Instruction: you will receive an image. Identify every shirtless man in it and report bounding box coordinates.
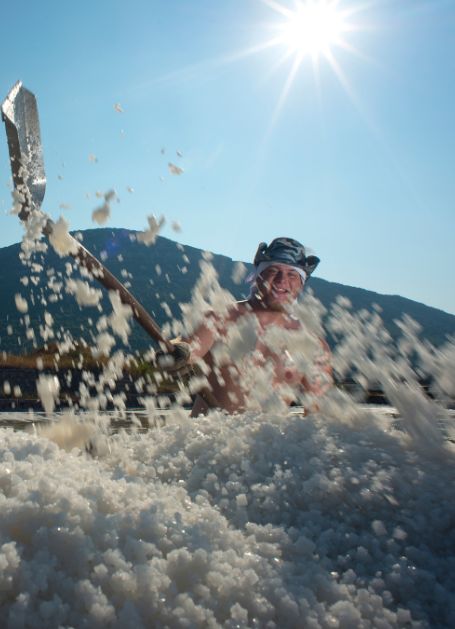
[167,237,332,416]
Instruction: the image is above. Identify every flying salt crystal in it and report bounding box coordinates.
[161,302,172,317]
[39,321,54,341]
[49,280,63,294]
[171,221,182,232]
[114,103,123,113]
[14,294,28,313]
[59,203,71,210]
[188,375,209,395]
[88,153,98,163]
[92,332,115,357]
[335,295,352,309]
[49,217,78,257]
[10,189,25,215]
[137,215,165,246]
[36,374,60,414]
[168,162,184,175]
[176,150,183,157]
[108,292,132,343]
[92,190,117,225]
[65,262,74,276]
[96,316,108,332]
[36,414,96,449]
[232,262,247,284]
[127,186,134,193]
[92,204,110,225]
[104,190,116,203]
[66,279,102,307]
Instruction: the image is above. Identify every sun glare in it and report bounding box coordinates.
[253,0,364,125]
[279,1,346,58]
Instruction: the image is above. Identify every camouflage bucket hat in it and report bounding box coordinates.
[253,237,320,277]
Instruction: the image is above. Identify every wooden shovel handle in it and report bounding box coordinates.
[69,235,173,350]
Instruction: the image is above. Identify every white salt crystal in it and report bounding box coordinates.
[168,162,184,175]
[137,215,165,246]
[14,294,28,313]
[92,205,110,225]
[66,279,102,307]
[232,262,247,284]
[49,217,78,257]
[36,374,60,414]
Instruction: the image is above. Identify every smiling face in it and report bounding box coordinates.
[256,263,304,311]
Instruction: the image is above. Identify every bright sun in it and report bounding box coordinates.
[254,0,361,121]
[278,1,346,58]
[203,1,363,125]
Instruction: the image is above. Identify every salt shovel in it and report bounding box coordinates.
[1,81,174,352]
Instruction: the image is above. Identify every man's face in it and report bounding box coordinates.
[256,263,304,310]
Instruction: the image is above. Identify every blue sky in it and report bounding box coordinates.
[1,0,454,314]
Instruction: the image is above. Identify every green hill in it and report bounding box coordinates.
[0,227,453,355]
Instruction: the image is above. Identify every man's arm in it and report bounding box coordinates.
[184,312,223,362]
[155,312,222,375]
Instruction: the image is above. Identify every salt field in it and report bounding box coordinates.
[0,253,454,627]
[1,389,454,628]
[0,204,454,627]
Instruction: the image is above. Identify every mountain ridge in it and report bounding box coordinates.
[0,227,453,354]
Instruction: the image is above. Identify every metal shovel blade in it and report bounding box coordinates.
[1,81,172,350]
[1,81,46,219]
